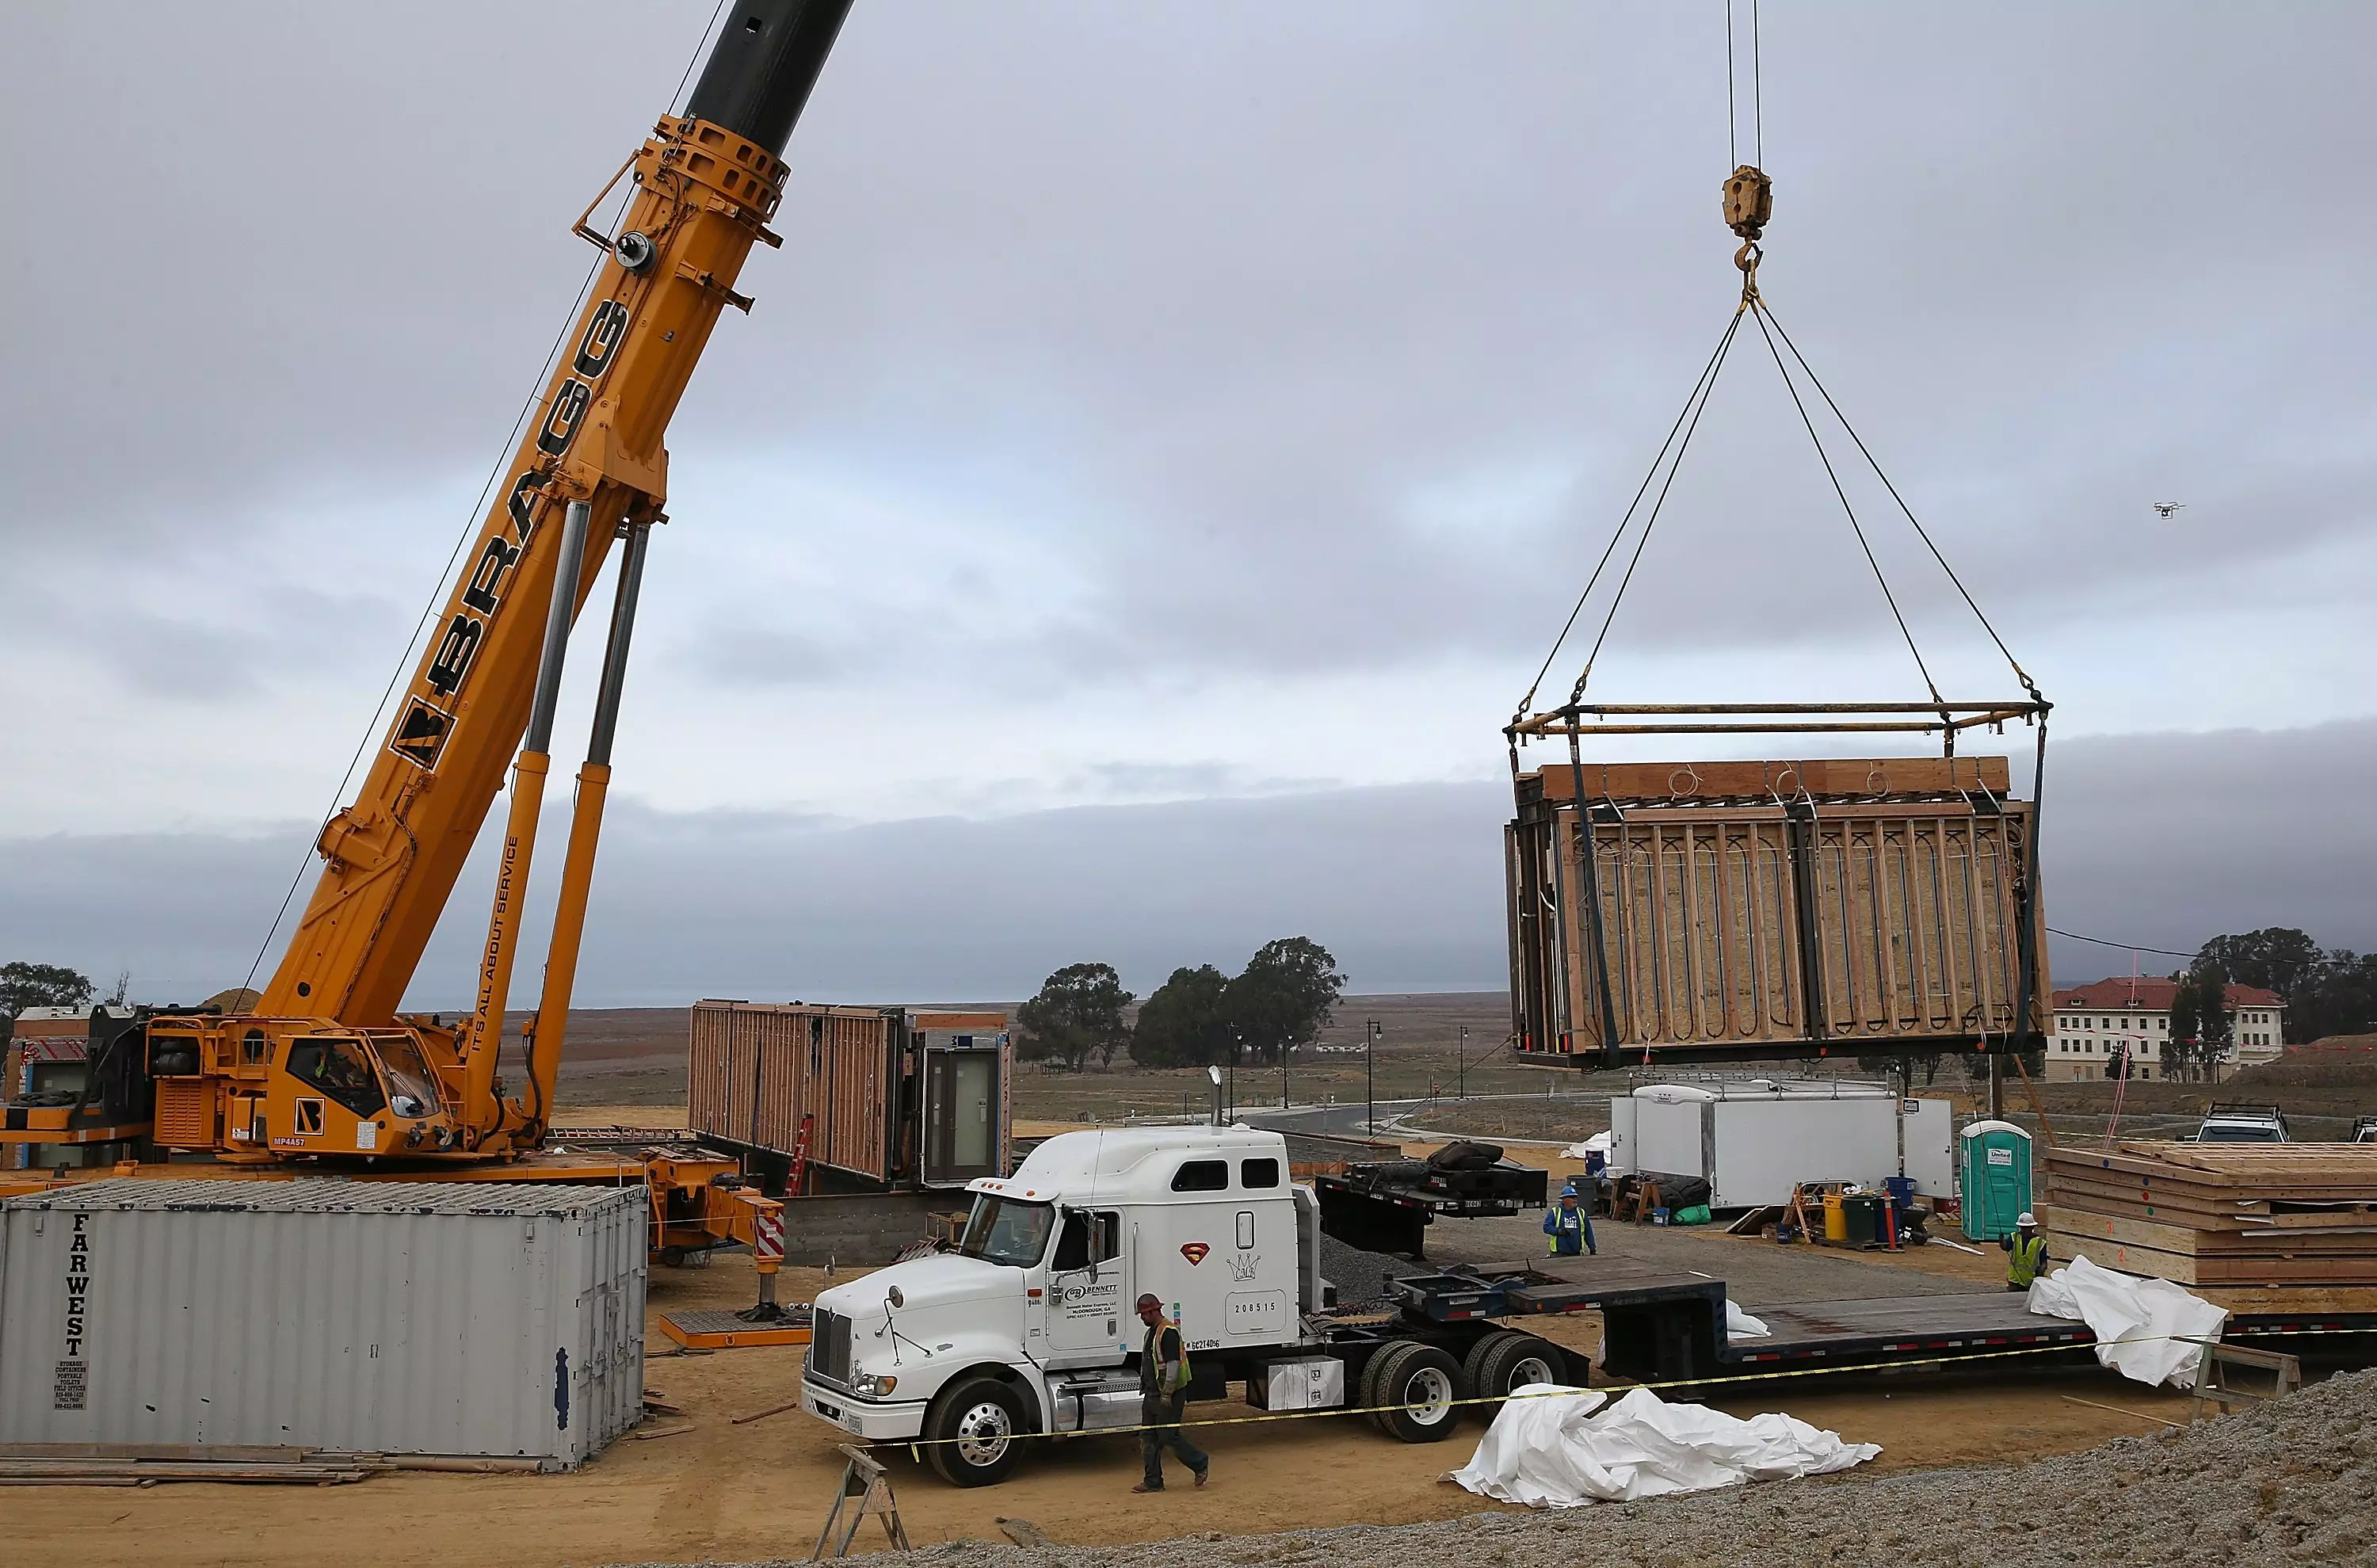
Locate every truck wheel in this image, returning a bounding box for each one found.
[1471,1332,1564,1410]
[924,1377,1028,1486]
[1368,1342,1463,1443]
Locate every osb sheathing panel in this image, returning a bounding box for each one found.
[1527,795,2043,1055]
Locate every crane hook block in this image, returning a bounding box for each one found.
[1723,164,1772,242]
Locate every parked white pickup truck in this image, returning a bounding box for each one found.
[798,1124,1580,1485]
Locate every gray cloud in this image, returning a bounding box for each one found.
[7,1,2374,718]
[6,720,2369,1012]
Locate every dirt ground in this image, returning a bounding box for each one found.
[2,1228,2194,1568]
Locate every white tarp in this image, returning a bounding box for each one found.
[2026,1255,2228,1389]
[1726,1300,1771,1339]
[1448,1386,1880,1509]
[1561,1131,1613,1162]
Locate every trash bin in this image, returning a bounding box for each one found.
[1958,1120,2034,1242]
[1822,1190,1847,1242]
[1842,1192,1883,1247]
[1883,1175,1917,1209]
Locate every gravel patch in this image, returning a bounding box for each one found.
[615,1367,2377,1568]
[1314,1234,1420,1308]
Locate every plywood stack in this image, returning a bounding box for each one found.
[2045,1143,2377,1288]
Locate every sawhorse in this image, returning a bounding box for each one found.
[2190,1341,2301,1423]
[812,1444,910,1560]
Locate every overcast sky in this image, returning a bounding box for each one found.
[4,4,2372,1006]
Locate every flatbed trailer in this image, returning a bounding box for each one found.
[1314,1161,1550,1257]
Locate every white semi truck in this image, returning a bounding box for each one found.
[798,1124,1583,1485]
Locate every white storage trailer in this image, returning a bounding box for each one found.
[1608,1082,1954,1208]
[0,1180,645,1469]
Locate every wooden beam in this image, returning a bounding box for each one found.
[1528,756,2011,802]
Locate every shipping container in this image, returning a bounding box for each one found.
[1508,756,2047,1065]
[686,1003,1009,1192]
[0,1180,643,1468]
[1609,1080,1948,1208]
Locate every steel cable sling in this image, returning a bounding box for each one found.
[1506,4,2050,1068]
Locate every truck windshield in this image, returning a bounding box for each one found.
[956,1196,1054,1268]
[2197,1126,2283,1143]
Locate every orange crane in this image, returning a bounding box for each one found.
[2,0,855,1315]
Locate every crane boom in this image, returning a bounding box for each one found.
[263,0,849,1029]
[115,0,854,1172]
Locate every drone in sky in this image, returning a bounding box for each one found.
[2152,501,2186,520]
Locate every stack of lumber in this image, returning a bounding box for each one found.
[2046,1142,2377,1288]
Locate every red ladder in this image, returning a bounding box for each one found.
[788,1112,815,1196]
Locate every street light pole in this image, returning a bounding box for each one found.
[1457,1024,1467,1100]
[1365,1017,1380,1134]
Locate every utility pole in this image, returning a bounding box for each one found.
[1365,1017,1381,1134]
[1283,1043,1292,1110]
[1457,1024,1467,1100]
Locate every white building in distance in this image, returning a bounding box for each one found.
[2046,976,2285,1082]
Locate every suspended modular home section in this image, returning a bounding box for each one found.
[1508,752,2047,1065]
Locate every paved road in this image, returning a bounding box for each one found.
[1243,1093,1585,1139]
[1418,1207,1996,1307]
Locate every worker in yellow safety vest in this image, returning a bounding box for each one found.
[2001,1211,2049,1291]
[1131,1292,1208,1493]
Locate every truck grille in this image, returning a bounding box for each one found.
[811,1307,853,1385]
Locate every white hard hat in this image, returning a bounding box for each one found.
[2016,1211,2037,1227]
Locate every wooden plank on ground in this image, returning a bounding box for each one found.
[2050,1209,2377,1258]
[2049,1231,2377,1287]
[2192,1284,2377,1316]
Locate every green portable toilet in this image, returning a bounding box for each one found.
[1959,1119,2034,1242]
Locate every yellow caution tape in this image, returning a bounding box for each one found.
[857,1322,2336,1452]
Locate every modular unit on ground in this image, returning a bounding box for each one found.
[0,1180,644,1468]
[687,1001,1010,1194]
[1610,1079,1954,1209]
[1505,756,2048,1065]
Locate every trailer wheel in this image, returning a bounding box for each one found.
[1368,1342,1463,1443]
[1460,1331,1518,1402]
[1467,1332,1563,1410]
[924,1377,1028,1486]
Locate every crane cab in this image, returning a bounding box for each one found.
[146,1016,475,1160]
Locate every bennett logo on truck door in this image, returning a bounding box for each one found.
[399,298,630,765]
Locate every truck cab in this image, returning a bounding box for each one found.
[800,1124,1317,1484]
[2193,1103,2291,1144]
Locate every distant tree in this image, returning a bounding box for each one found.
[105,969,132,1007]
[2301,950,2377,1042]
[1858,1047,1946,1089]
[0,962,94,1032]
[2198,929,2324,1005]
[2169,967,2234,1083]
[1224,937,1346,1066]
[1016,963,1135,1072]
[2192,929,2377,1045]
[1131,965,1233,1069]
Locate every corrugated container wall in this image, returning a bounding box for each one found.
[1508,757,2049,1063]
[688,1002,1011,1189]
[0,1181,644,1468]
